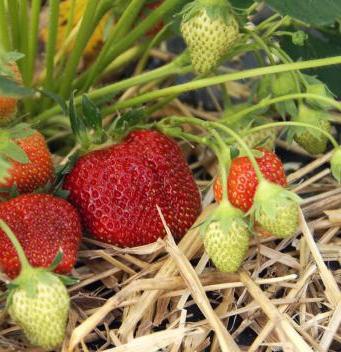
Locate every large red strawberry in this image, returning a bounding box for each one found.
[214,148,287,212]
[64,130,201,247]
[0,194,82,278]
[0,129,54,193]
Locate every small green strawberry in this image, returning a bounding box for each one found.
[271,72,299,118]
[0,220,71,351]
[288,104,331,155]
[304,75,335,110]
[201,201,250,272]
[252,180,300,239]
[181,0,239,74]
[244,128,277,150]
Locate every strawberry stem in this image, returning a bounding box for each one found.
[245,121,339,149]
[223,93,341,126]
[0,220,32,271]
[209,129,230,202]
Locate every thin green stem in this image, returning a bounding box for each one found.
[7,0,20,50]
[33,56,192,125]
[245,121,339,149]
[26,0,42,86]
[102,56,341,114]
[85,0,184,88]
[43,0,60,93]
[264,15,291,38]
[0,0,10,51]
[211,122,264,180]
[82,0,146,91]
[223,93,341,126]
[166,116,264,181]
[59,0,99,98]
[0,220,31,270]
[248,30,275,65]
[209,129,230,201]
[19,0,29,78]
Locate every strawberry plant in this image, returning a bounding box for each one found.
[0,0,341,351]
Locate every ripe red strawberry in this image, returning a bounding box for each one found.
[0,130,54,193]
[214,148,287,212]
[0,194,82,278]
[0,63,22,126]
[64,130,201,247]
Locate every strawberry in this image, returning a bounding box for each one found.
[64,129,201,247]
[244,128,277,151]
[0,194,82,278]
[0,128,54,193]
[252,180,300,238]
[181,0,239,74]
[0,220,70,350]
[0,62,21,126]
[201,201,250,272]
[289,104,331,155]
[214,148,287,212]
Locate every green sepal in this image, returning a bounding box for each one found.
[0,76,33,98]
[40,89,68,116]
[0,140,29,164]
[250,180,301,220]
[275,100,297,119]
[200,200,247,238]
[330,147,341,183]
[109,109,148,141]
[181,0,235,25]
[56,274,79,286]
[82,95,103,143]
[8,123,35,139]
[48,250,64,272]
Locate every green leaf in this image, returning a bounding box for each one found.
[0,76,34,98]
[82,95,102,131]
[0,140,29,164]
[40,89,68,115]
[265,0,341,26]
[281,31,341,97]
[0,157,11,183]
[230,0,254,10]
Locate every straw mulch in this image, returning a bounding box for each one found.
[0,104,341,352]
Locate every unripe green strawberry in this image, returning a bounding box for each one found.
[0,220,70,351]
[243,125,277,151]
[289,104,331,155]
[8,274,69,350]
[181,0,239,74]
[252,180,300,239]
[271,72,298,97]
[201,202,250,272]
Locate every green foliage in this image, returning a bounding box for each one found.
[265,0,341,26]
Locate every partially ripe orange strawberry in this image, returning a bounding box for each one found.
[0,130,54,193]
[214,148,287,212]
[0,63,22,126]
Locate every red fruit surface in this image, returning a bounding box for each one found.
[214,148,287,212]
[0,131,54,193]
[0,194,82,278]
[64,130,202,247]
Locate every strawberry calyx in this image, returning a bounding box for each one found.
[181,0,235,24]
[287,103,331,143]
[251,179,301,219]
[201,200,247,238]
